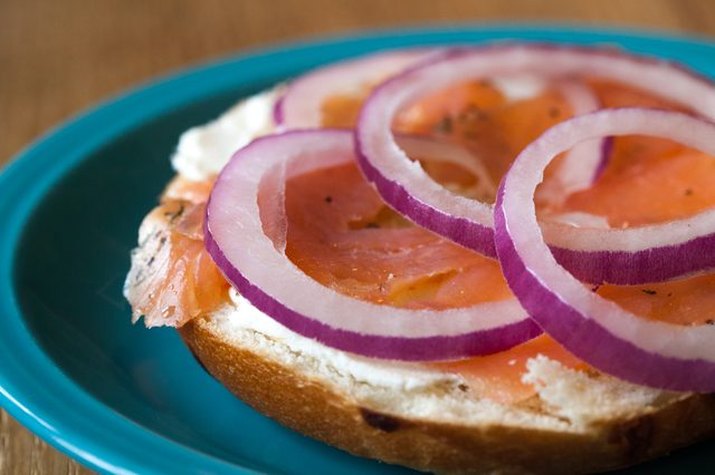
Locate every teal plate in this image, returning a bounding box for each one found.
[1,25,715,474]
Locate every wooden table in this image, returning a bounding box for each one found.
[2,0,714,473]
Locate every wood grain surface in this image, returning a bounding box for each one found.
[1,0,714,473]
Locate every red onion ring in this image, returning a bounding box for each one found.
[356,44,715,283]
[205,129,539,360]
[536,80,608,203]
[274,48,437,128]
[495,108,715,391]
[397,134,497,199]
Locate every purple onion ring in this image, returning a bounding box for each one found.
[205,129,539,361]
[495,108,715,391]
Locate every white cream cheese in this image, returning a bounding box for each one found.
[217,289,459,391]
[171,88,279,180]
[491,75,546,102]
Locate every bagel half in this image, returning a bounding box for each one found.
[125,86,715,474]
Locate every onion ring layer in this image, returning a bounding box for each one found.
[206,129,539,360]
[495,109,715,391]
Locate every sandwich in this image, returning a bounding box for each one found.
[124,44,715,474]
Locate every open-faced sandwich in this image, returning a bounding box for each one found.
[124,44,715,474]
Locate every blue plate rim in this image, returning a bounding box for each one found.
[1,24,714,474]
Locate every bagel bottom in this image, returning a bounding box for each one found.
[180,314,715,475]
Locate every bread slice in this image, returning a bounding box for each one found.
[178,301,715,474]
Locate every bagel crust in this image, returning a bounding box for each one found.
[180,316,715,475]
